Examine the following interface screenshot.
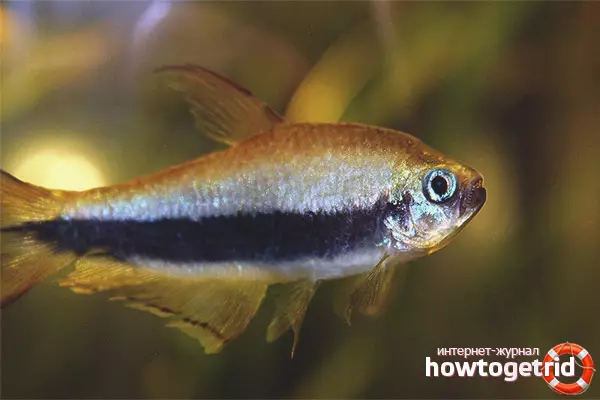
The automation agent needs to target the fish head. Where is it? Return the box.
[383,158,486,257]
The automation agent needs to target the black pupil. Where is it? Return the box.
[431,176,448,196]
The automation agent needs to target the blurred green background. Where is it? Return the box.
[1,1,599,398]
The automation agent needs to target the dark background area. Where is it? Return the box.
[1,1,599,398]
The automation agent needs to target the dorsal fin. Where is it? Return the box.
[336,255,405,324]
[59,256,271,353]
[156,65,286,146]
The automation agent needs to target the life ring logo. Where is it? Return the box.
[543,343,595,395]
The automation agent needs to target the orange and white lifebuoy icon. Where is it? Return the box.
[543,343,595,395]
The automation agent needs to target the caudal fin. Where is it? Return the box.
[1,170,77,307]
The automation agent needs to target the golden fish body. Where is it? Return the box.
[0,66,485,354]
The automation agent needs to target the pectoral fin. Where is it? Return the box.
[59,256,269,353]
[336,255,403,324]
[266,279,319,358]
[156,65,286,145]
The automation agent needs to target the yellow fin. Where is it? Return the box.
[1,170,75,307]
[267,280,319,358]
[1,230,77,307]
[1,170,60,226]
[156,65,286,146]
[59,256,269,353]
[336,255,403,324]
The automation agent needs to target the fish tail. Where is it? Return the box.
[1,170,77,307]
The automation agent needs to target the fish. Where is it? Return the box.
[0,65,486,355]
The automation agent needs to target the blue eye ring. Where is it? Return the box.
[423,169,458,203]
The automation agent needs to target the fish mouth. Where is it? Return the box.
[459,177,486,217]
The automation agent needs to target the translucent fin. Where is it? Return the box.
[1,170,62,226]
[59,256,270,353]
[1,230,77,307]
[156,65,286,145]
[335,255,400,324]
[1,170,75,307]
[266,280,319,358]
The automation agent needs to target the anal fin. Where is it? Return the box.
[267,279,319,358]
[59,256,269,353]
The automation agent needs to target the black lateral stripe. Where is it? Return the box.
[6,202,393,264]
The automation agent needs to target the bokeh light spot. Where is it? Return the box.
[13,149,104,190]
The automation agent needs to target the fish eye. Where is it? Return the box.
[423,169,457,203]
